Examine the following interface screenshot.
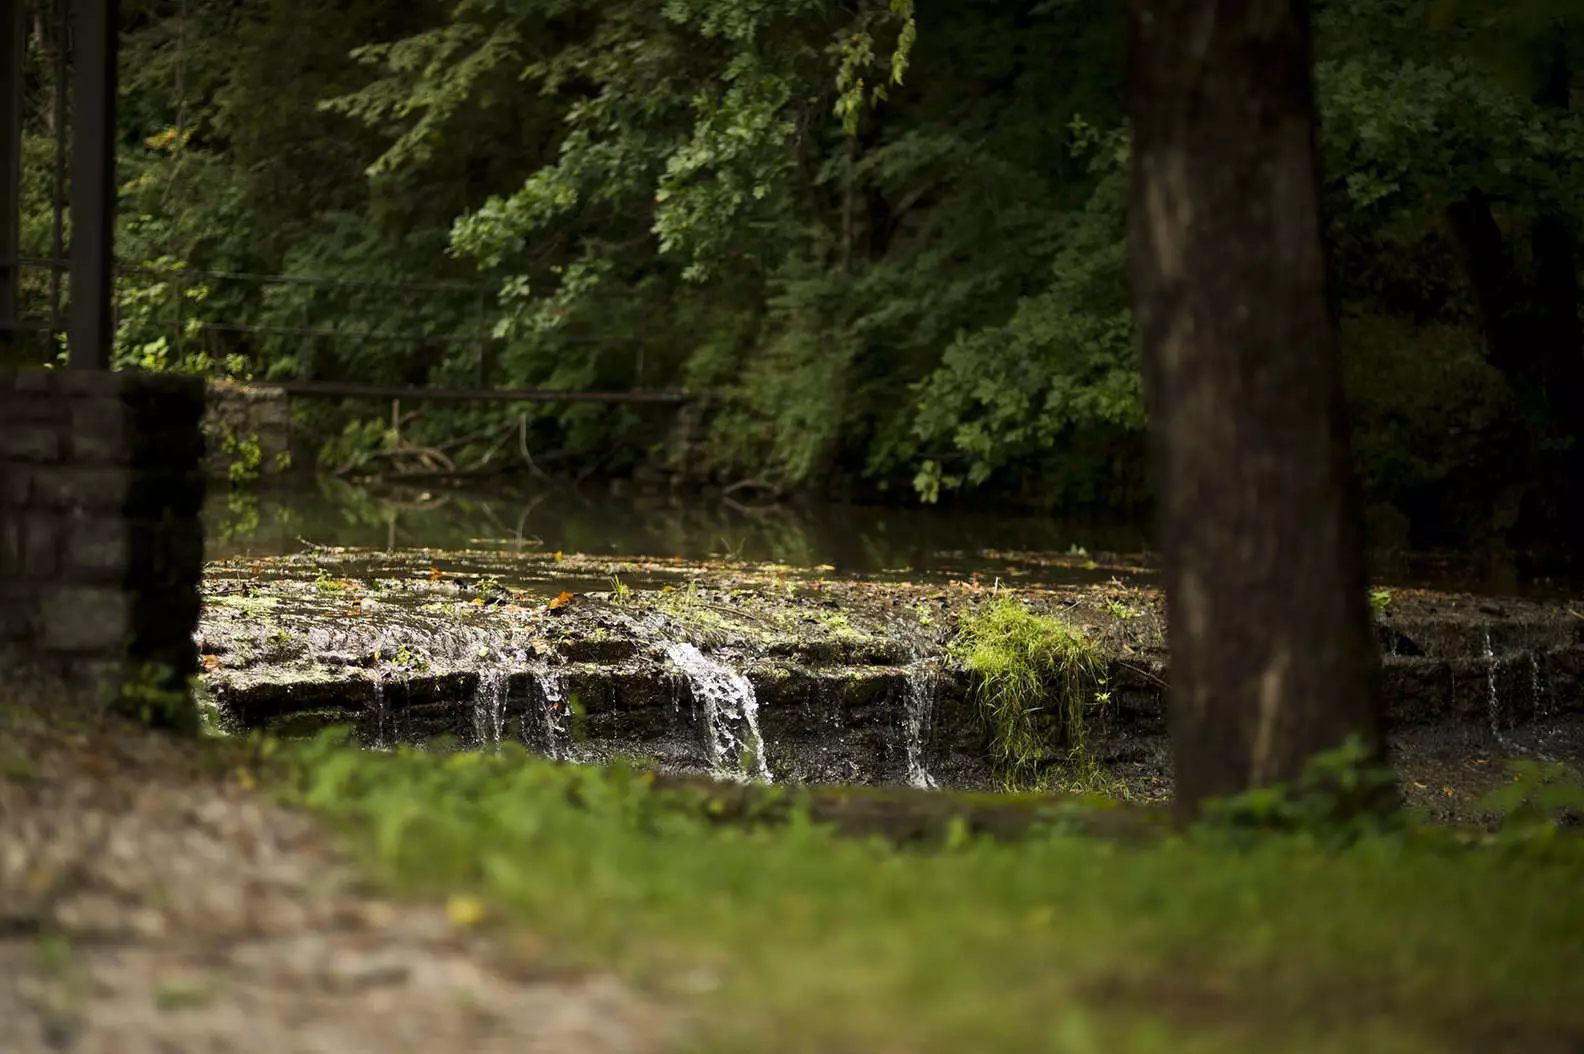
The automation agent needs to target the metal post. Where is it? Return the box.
[0,0,24,363]
[68,0,118,370]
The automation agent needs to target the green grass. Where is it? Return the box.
[950,596,1109,791]
[268,733,1584,1054]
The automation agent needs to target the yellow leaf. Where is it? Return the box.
[446,894,487,930]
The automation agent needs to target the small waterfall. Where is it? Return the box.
[1530,652,1550,719]
[369,675,390,750]
[1483,632,1516,751]
[534,667,573,760]
[664,642,772,782]
[471,668,509,748]
[902,664,938,790]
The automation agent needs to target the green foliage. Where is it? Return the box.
[1195,735,1403,845]
[6,0,1568,535]
[118,660,199,735]
[948,596,1109,791]
[1479,760,1584,843]
[258,727,1584,1051]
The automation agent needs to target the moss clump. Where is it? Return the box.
[949,596,1108,791]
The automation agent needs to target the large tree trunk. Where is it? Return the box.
[1124,0,1386,818]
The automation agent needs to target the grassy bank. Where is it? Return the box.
[266,732,1584,1054]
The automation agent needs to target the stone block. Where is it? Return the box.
[69,398,131,464]
[10,369,57,394]
[0,517,18,575]
[22,513,60,578]
[32,466,132,512]
[0,465,31,506]
[63,515,127,578]
[39,585,132,652]
[0,425,63,463]
[125,518,204,589]
[125,470,205,519]
[131,428,204,472]
[125,374,206,425]
[0,391,65,423]
[54,369,127,398]
[0,513,59,579]
[0,583,39,643]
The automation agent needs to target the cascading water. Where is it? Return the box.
[664,642,772,782]
[534,667,573,760]
[471,668,509,748]
[1483,631,1517,751]
[901,664,938,790]
[369,675,390,750]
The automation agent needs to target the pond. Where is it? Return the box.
[204,476,1581,599]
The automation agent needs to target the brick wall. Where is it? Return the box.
[0,368,206,729]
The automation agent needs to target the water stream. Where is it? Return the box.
[664,642,772,782]
[1482,631,1518,752]
[902,664,938,790]
[534,666,573,760]
[471,668,509,748]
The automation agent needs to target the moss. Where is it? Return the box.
[949,596,1109,791]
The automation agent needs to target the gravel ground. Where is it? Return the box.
[0,697,677,1054]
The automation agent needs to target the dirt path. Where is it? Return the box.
[0,701,676,1054]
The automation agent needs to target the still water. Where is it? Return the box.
[204,478,1578,598]
[204,478,1148,577]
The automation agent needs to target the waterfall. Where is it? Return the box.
[1483,631,1516,751]
[902,664,938,790]
[664,642,772,782]
[538,668,573,760]
[471,668,509,748]
[369,674,390,750]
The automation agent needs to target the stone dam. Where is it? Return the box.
[196,547,1584,808]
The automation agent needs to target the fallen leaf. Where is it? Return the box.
[1443,786,1455,797]
[547,591,574,611]
[472,597,484,606]
[429,567,443,581]
[200,654,223,672]
[446,894,487,930]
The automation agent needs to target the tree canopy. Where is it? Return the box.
[10,0,1579,546]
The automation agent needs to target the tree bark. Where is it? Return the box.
[1124,0,1386,818]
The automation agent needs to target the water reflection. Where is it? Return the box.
[204,478,1149,578]
[204,478,1580,598]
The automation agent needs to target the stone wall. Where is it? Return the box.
[204,379,294,484]
[0,368,206,729]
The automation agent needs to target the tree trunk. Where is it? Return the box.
[1124,0,1387,818]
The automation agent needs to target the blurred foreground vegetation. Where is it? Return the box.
[257,728,1584,1052]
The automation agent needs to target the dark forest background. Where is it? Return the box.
[10,0,1583,551]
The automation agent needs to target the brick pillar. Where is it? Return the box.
[0,368,206,730]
